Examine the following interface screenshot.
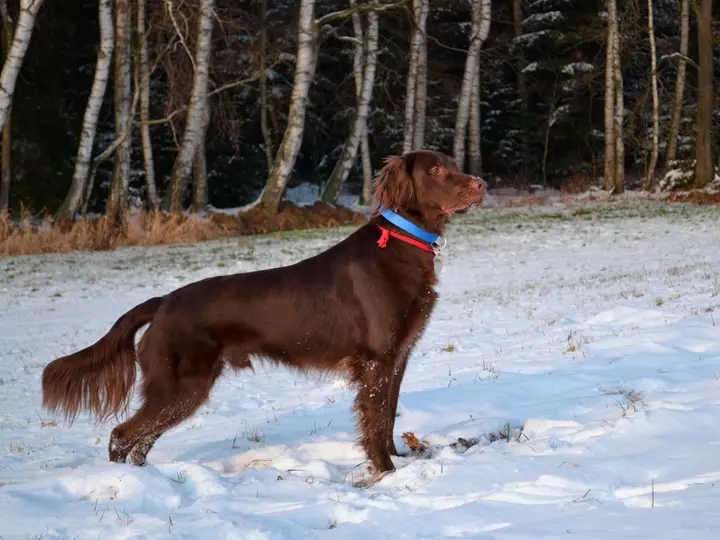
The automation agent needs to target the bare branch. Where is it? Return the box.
[315,0,406,27]
[143,58,281,127]
[166,0,195,71]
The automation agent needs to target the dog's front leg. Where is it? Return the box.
[352,358,396,474]
[386,351,410,456]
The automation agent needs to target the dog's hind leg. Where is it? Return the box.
[126,433,160,466]
[109,335,224,465]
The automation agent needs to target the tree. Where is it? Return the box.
[612,0,624,194]
[260,0,316,212]
[468,61,481,176]
[452,0,491,171]
[402,0,429,153]
[0,0,43,134]
[192,104,211,212]
[644,0,659,190]
[0,0,44,212]
[106,0,133,221]
[603,0,624,194]
[693,0,713,188]
[322,4,379,204]
[665,0,688,168]
[410,0,429,151]
[56,0,114,221]
[352,3,373,205]
[137,0,157,207]
[164,0,215,213]
[0,0,13,212]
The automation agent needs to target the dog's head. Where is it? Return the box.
[373,150,486,219]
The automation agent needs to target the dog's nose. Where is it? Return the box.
[469,177,487,192]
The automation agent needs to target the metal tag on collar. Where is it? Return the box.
[433,236,447,253]
[433,236,446,275]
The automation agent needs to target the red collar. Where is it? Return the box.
[376,225,435,254]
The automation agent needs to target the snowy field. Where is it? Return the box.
[1,200,720,539]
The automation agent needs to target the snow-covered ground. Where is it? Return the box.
[1,201,720,539]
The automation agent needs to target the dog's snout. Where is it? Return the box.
[469,176,487,192]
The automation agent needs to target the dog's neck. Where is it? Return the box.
[376,206,449,238]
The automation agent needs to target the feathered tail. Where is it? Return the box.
[41,297,163,423]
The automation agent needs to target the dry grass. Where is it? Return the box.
[0,202,367,258]
[0,211,224,258]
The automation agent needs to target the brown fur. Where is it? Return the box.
[41,150,486,473]
[42,297,163,423]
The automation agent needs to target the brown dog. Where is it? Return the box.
[42,150,486,476]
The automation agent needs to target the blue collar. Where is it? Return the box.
[377,205,439,244]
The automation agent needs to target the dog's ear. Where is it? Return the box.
[372,154,417,211]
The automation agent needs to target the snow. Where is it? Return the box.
[283,182,359,210]
[523,11,565,27]
[2,200,720,539]
[521,61,539,74]
[562,62,595,75]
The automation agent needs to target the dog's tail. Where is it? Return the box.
[42,296,164,424]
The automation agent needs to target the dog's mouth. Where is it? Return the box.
[444,191,485,215]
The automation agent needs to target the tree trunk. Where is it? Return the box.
[402,0,425,152]
[350,2,373,205]
[164,0,214,212]
[693,0,713,188]
[56,0,114,221]
[612,4,624,195]
[603,0,617,192]
[0,0,43,135]
[411,0,429,151]
[322,8,379,204]
[0,0,13,213]
[137,0,157,208]
[468,62,481,177]
[106,0,133,221]
[452,0,490,171]
[260,0,315,212]
[512,0,529,171]
[258,0,273,172]
[192,103,211,213]
[665,0,688,167]
[643,0,659,191]
[542,77,559,187]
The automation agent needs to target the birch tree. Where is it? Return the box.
[612,0,624,194]
[106,0,133,221]
[603,0,623,193]
[411,0,429,151]
[0,0,43,135]
[164,0,214,213]
[664,0,688,168]
[0,0,13,212]
[260,0,315,212]
[452,0,490,171]
[56,0,114,221]
[192,104,211,212]
[321,6,378,205]
[137,0,157,207]
[693,0,713,188]
[468,59,481,176]
[643,0,659,190]
[350,2,373,205]
[402,0,429,153]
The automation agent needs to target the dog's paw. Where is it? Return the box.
[353,469,392,488]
